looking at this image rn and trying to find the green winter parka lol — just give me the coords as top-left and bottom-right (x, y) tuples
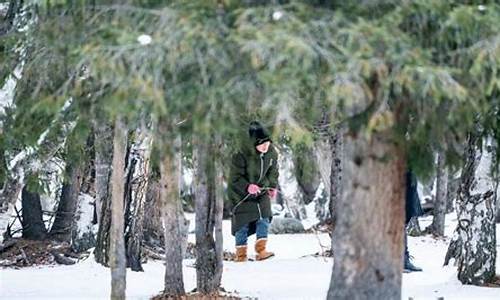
(228, 139), (279, 236)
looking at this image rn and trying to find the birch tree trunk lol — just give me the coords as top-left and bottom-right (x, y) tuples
(160, 135), (185, 297)
(313, 138), (332, 223)
(278, 145), (307, 220)
(429, 150), (447, 236)
(109, 118), (127, 300)
(124, 129), (152, 271)
(328, 132), (405, 300)
(194, 140), (223, 294)
(445, 133), (496, 285)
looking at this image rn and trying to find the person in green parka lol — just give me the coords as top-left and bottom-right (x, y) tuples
(228, 121), (279, 262)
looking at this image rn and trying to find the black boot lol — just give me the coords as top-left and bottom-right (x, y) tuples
(404, 253), (423, 273)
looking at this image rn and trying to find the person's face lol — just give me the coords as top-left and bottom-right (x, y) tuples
(256, 141), (271, 153)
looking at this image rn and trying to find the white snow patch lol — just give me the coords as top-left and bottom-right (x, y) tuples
(137, 34), (152, 45)
(272, 11), (284, 21)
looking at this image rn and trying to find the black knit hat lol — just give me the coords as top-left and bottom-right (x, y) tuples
(249, 121), (271, 146)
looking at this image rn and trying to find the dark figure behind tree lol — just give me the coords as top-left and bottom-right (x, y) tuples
(404, 169), (424, 272)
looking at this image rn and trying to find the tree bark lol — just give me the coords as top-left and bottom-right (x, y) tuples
(328, 132), (405, 300)
(446, 170), (459, 213)
(143, 172), (163, 246)
(50, 159), (83, 242)
(124, 129), (152, 272)
(94, 119), (113, 265)
(278, 145), (307, 220)
(21, 187), (47, 240)
(429, 150), (447, 236)
(194, 140), (224, 294)
(294, 146), (321, 205)
(313, 138), (332, 223)
(94, 119), (113, 225)
(160, 135), (185, 297)
(445, 133), (497, 285)
(109, 118), (127, 300)
(329, 124), (345, 229)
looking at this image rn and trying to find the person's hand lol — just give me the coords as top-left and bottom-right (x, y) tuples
(268, 188), (277, 199)
(247, 184), (261, 195)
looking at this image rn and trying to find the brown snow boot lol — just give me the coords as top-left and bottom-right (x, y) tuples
(255, 239), (274, 261)
(235, 245), (247, 262)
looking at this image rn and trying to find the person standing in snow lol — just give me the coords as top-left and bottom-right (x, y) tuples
(228, 121), (279, 262)
(404, 168), (424, 272)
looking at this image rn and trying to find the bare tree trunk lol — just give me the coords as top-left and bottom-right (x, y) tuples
(294, 146), (321, 205)
(445, 133), (496, 285)
(278, 145), (307, 220)
(109, 118), (127, 300)
(21, 187), (47, 240)
(124, 129), (152, 272)
(313, 138), (332, 222)
(194, 140), (224, 294)
(328, 132), (405, 300)
(94, 119), (113, 225)
(50, 159), (83, 242)
(496, 174), (500, 223)
(329, 124), (345, 229)
(143, 172), (163, 246)
(160, 135), (185, 297)
(429, 150), (447, 236)
(446, 170), (459, 213)
(94, 119), (113, 265)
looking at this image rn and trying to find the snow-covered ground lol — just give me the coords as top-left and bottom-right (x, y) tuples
(1, 213), (499, 300)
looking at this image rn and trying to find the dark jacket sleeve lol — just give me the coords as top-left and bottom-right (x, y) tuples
(229, 152), (249, 199)
(262, 150), (279, 188)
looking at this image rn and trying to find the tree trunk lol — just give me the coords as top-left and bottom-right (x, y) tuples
(328, 132), (405, 300)
(124, 129), (152, 272)
(94, 119), (113, 265)
(72, 193), (97, 252)
(446, 133), (497, 285)
(429, 150), (447, 236)
(50, 159), (83, 242)
(313, 138), (332, 223)
(446, 170), (459, 213)
(496, 174), (500, 223)
(21, 187), (47, 240)
(143, 173), (163, 247)
(109, 118), (127, 300)
(278, 145), (307, 220)
(160, 135), (185, 297)
(294, 146), (321, 205)
(94, 119), (113, 225)
(194, 140), (224, 294)
(329, 124), (345, 229)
